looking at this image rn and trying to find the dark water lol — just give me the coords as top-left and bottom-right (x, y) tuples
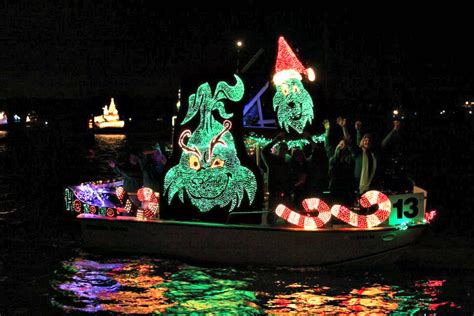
(1, 128), (473, 314)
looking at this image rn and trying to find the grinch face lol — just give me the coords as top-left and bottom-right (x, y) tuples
(163, 75), (257, 214)
(164, 121), (256, 213)
(273, 78), (314, 134)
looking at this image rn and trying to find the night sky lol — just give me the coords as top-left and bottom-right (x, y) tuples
(1, 3), (473, 111)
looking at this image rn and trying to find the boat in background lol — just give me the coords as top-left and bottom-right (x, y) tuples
(0, 111), (7, 130)
(89, 98), (125, 133)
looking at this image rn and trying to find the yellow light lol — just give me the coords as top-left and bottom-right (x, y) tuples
(236, 40), (243, 47)
(176, 88), (181, 110)
(393, 109), (399, 115)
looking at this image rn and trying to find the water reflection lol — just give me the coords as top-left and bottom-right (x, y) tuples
(51, 257), (172, 313)
(266, 285), (403, 314)
(0, 130), (7, 152)
(93, 134), (127, 159)
(263, 275), (461, 314)
(94, 133), (126, 145)
(51, 256), (461, 314)
(164, 267), (260, 314)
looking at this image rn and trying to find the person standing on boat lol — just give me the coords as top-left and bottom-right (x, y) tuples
(291, 147), (310, 208)
(350, 120), (400, 194)
(262, 132), (292, 225)
(324, 118), (355, 205)
(305, 132), (328, 199)
(108, 151), (143, 207)
(142, 143), (167, 193)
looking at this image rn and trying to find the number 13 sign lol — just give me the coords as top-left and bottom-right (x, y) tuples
(388, 192), (425, 225)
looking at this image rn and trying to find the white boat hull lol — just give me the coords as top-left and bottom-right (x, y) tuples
(78, 214), (425, 266)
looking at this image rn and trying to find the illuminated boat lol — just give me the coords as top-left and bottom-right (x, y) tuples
(0, 111), (7, 125)
(90, 98), (125, 131)
(0, 111), (7, 130)
(65, 180), (431, 267)
(65, 73), (434, 266)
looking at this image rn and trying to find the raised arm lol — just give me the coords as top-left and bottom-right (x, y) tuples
(322, 119), (335, 158)
(302, 132), (315, 162)
(347, 121), (363, 156)
(336, 117), (351, 141)
(108, 160), (130, 179)
(262, 132), (285, 165)
(328, 140), (344, 168)
(355, 120), (362, 145)
(381, 120), (400, 149)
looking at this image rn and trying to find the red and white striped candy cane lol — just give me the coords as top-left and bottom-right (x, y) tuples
(137, 187), (159, 219)
(275, 198), (332, 229)
(331, 190), (391, 228)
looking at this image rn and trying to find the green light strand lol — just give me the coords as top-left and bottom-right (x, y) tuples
(245, 133), (325, 150)
(64, 188), (73, 212)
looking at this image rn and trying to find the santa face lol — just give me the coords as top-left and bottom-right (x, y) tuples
(273, 78), (314, 134)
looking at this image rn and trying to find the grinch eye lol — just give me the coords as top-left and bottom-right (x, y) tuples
(281, 84), (289, 96)
(188, 155), (201, 171)
(293, 85), (300, 93)
(211, 158), (225, 169)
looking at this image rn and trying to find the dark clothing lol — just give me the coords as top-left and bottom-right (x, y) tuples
(112, 164), (142, 207)
(306, 143), (328, 197)
(328, 149), (355, 205)
(324, 137), (355, 205)
(291, 159), (310, 207)
(140, 154), (161, 192)
(262, 141), (292, 224)
(112, 165), (142, 193)
(262, 143), (292, 196)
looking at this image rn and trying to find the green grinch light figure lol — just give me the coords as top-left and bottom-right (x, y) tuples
(272, 36), (316, 134)
(164, 75), (257, 213)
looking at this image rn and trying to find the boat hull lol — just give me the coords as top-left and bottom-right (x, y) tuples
(78, 214), (425, 266)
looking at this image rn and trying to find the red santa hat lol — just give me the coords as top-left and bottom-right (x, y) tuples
(273, 36), (315, 86)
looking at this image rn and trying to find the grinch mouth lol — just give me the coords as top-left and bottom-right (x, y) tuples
(291, 112), (302, 120)
(188, 175), (230, 200)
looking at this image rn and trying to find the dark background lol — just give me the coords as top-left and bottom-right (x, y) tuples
(1, 4), (473, 106)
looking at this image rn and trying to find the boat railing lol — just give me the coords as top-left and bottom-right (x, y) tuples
(226, 210), (270, 225)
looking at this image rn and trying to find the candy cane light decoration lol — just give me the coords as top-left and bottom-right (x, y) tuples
(276, 198), (331, 229)
(275, 191), (392, 229)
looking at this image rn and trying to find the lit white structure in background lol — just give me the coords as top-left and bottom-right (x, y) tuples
(93, 98), (125, 129)
(0, 111), (7, 125)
